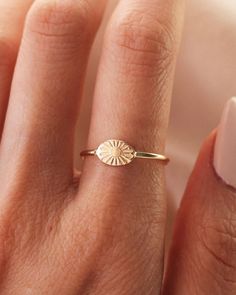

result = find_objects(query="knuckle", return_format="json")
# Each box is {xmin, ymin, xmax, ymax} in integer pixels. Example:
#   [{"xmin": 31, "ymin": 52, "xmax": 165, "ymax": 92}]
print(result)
[
  {"xmin": 79, "ymin": 199, "xmax": 163, "ymax": 291},
  {"xmin": 107, "ymin": 10, "xmax": 176, "ymax": 77},
  {"xmin": 25, "ymin": 0, "xmax": 94, "ymax": 44},
  {"xmin": 197, "ymin": 216, "xmax": 236, "ymax": 281},
  {"xmin": 95, "ymin": 192, "xmax": 164, "ymax": 250}
]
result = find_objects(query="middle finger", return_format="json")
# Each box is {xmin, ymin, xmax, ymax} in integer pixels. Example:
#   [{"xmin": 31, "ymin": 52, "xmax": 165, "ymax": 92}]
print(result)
[{"xmin": 0, "ymin": 0, "xmax": 106, "ymax": 189}]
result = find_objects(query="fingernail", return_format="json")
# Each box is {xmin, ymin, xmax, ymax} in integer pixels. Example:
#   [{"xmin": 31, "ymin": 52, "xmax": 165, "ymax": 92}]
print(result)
[{"xmin": 214, "ymin": 97, "xmax": 236, "ymax": 188}]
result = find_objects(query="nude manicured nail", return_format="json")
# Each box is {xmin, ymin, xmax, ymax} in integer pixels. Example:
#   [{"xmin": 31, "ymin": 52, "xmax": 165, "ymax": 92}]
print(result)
[{"xmin": 214, "ymin": 97, "xmax": 236, "ymax": 188}]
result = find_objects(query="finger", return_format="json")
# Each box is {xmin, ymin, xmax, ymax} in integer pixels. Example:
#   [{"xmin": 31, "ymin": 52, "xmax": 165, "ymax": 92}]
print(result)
[
  {"xmin": 77, "ymin": 0, "xmax": 185, "ymax": 293},
  {"xmin": 0, "ymin": 0, "xmax": 106, "ymax": 187},
  {"xmin": 163, "ymin": 98, "xmax": 236, "ymax": 295},
  {"xmin": 0, "ymin": 0, "xmax": 33, "ymax": 41},
  {"xmin": 0, "ymin": 0, "xmax": 33, "ymax": 135}
]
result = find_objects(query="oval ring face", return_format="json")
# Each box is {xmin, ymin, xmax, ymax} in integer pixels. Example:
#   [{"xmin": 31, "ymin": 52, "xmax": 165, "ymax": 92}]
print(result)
[{"xmin": 96, "ymin": 140, "xmax": 135, "ymax": 166}]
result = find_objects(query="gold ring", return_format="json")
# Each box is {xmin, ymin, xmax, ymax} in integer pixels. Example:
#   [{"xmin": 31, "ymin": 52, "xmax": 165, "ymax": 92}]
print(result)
[{"xmin": 80, "ymin": 139, "xmax": 169, "ymax": 167}]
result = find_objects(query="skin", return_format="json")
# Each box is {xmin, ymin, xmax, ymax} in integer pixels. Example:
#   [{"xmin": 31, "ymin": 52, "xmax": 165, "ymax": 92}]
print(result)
[{"xmin": 0, "ymin": 0, "xmax": 235, "ymax": 294}]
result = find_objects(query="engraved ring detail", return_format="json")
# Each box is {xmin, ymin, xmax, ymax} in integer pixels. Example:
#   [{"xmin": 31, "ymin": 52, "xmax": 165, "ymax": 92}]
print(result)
[{"xmin": 80, "ymin": 139, "xmax": 169, "ymax": 167}]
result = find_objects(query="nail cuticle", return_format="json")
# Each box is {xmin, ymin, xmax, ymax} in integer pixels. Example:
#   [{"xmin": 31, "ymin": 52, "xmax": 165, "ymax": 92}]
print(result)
[{"xmin": 213, "ymin": 97, "xmax": 236, "ymax": 189}]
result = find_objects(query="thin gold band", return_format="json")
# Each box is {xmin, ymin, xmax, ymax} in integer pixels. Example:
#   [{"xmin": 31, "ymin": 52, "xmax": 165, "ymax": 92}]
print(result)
[
  {"xmin": 135, "ymin": 151, "xmax": 169, "ymax": 161},
  {"xmin": 81, "ymin": 150, "xmax": 168, "ymax": 160},
  {"xmin": 80, "ymin": 140, "xmax": 169, "ymax": 167},
  {"xmin": 80, "ymin": 150, "xmax": 96, "ymax": 156}
]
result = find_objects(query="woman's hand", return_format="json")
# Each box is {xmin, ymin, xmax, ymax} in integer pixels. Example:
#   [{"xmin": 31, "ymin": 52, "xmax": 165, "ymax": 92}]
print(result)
[{"xmin": 0, "ymin": 0, "xmax": 236, "ymax": 294}]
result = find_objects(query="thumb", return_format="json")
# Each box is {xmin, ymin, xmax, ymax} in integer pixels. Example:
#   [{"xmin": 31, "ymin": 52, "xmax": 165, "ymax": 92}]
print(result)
[{"xmin": 163, "ymin": 97, "xmax": 236, "ymax": 295}]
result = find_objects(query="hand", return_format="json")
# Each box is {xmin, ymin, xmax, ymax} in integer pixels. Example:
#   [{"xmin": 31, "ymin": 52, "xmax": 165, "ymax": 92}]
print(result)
[{"xmin": 0, "ymin": 0, "xmax": 235, "ymax": 294}]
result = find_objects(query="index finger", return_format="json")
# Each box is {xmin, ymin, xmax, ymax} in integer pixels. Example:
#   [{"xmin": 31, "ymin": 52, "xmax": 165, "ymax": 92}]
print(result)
[{"xmin": 0, "ymin": 0, "xmax": 33, "ymax": 134}]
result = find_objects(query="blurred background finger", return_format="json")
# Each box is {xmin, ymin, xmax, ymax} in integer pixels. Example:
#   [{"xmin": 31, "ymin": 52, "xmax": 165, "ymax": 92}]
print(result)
[{"xmin": 163, "ymin": 98, "xmax": 236, "ymax": 295}]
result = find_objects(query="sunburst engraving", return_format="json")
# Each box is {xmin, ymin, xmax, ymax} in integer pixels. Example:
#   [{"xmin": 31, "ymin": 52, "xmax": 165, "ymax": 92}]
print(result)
[{"xmin": 96, "ymin": 140, "xmax": 135, "ymax": 166}]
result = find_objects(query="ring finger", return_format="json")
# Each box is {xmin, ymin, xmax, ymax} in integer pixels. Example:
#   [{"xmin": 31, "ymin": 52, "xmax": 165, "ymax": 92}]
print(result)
[{"xmin": 78, "ymin": 0, "xmax": 185, "ymax": 293}]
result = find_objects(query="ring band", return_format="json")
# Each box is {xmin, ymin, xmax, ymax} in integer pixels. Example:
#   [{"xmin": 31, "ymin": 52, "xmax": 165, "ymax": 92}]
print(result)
[{"xmin": 80, "ymin": 139, "xmax": 169, "ymax": 167}]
